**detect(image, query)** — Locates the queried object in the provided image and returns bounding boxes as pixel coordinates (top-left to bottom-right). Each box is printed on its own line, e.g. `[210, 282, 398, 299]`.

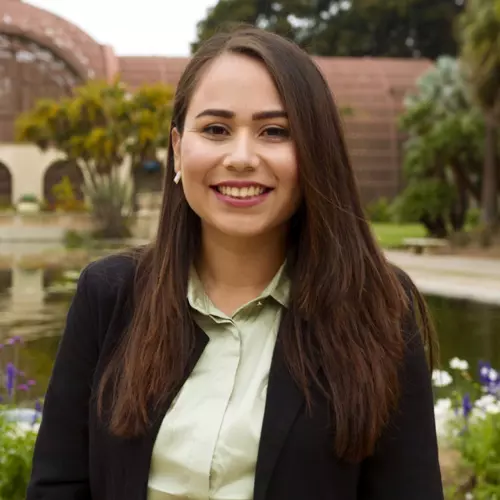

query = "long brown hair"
[98, 26, 437, 462]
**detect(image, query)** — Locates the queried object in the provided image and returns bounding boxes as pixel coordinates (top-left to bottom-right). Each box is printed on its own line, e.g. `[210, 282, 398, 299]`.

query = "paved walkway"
[386, 251, 500, 306]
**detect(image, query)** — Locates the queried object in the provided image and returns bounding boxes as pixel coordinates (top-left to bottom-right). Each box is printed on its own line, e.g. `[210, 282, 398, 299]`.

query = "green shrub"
[0, 413, 37, 500]
[435, 359, 500, 499]
[63, 229, 86, 249]
[365, 197, 392, 222]
[390, 180, 457, 224]
[466, 207, 481, 229]
[17, 194, 39, 204]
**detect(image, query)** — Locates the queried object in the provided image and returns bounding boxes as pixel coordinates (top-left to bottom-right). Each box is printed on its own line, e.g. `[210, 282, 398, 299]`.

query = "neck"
[196, 225, 287, 304]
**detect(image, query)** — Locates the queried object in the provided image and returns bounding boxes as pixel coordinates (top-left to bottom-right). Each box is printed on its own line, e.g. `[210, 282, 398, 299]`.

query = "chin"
[217, 225, 268, 239]
[207, 219, 272, 240]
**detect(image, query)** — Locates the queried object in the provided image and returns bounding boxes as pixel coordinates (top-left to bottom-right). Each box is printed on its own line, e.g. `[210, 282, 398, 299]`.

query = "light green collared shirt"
[148, 264, 290, 500]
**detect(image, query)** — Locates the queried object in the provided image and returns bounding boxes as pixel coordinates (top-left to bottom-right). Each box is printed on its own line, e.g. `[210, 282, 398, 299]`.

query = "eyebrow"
[195, 109, 288, 120]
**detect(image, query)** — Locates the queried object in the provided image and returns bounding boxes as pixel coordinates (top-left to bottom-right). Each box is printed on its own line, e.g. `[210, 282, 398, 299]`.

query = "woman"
[27, 27, 443, 500]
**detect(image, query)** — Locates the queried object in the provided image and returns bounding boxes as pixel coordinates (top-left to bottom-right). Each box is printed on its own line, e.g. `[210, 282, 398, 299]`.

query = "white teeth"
[217, 186, 266, 198]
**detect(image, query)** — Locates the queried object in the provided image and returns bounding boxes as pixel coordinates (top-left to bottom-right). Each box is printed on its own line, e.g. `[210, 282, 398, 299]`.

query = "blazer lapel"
[254, 312, 305, 500]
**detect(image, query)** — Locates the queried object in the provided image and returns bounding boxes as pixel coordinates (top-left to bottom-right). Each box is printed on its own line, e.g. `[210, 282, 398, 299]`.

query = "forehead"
[187, 53, 284, 116]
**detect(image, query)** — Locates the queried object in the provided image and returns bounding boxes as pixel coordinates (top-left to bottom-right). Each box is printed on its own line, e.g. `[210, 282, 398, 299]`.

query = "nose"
[223, 132, 258, 171]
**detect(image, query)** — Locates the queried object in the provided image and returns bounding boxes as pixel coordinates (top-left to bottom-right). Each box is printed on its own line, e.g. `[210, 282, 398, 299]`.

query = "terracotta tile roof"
[118, 55, 433, 201]
[0, 0, 111, 79]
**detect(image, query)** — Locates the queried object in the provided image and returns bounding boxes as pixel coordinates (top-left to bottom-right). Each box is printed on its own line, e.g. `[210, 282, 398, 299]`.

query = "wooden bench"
[402, 237, 448, 254]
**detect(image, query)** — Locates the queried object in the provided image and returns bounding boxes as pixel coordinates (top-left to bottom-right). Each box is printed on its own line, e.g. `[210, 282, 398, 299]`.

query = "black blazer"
[27, 254, 444, 500]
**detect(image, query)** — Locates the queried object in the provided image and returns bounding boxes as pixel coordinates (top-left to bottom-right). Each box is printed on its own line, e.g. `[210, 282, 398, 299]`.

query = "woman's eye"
[203, 125, 229, 136]
[262, 127, 290, 139]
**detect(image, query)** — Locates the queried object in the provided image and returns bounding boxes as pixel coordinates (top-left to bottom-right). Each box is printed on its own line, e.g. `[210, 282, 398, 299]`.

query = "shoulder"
[83, 251, 137, 289]
[389, 263, 414, 295]
[76, 250, 139, 315]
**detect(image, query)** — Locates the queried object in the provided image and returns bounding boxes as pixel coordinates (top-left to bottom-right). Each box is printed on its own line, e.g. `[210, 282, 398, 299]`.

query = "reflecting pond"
[1, 252, 500, 404]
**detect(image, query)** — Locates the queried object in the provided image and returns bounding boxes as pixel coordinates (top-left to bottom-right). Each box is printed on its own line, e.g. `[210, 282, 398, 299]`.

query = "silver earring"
[174, 171, 181, 184]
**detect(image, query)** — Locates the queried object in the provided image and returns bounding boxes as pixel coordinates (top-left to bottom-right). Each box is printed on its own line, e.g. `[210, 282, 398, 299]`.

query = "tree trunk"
[452, 162, 481, 203]
[481, 119, 498, 228]
[450, 166, 469, 232]
[420, 213, 448, 238]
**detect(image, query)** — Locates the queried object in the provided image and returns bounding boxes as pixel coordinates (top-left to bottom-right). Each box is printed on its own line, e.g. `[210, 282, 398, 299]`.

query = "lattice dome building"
[0, 0, 433, 209]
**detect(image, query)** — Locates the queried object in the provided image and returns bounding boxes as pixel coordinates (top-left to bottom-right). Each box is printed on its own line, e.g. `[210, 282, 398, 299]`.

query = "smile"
[211, 183, 273, 208]
[214, 185, 269, 199]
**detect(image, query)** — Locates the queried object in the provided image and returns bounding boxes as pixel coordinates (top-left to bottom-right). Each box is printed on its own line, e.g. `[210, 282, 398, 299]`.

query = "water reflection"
[1, 260, 499, 402]
[427, 295, 500, 370]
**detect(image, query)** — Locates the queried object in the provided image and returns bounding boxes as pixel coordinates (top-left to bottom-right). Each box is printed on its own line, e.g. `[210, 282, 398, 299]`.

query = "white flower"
[434, 398, 452, 413]
[449, 357, 469, 371]
[475, 394, 496, 409]
[469, 407, 485, 423]
[467, 394, 500, 422]
[434, 398, 454, 439]
[489, 369, 498, 382]
[432, 369, 453, 387]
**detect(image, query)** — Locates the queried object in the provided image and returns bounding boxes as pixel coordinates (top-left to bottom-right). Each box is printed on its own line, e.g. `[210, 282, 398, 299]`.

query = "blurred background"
[0, 0, 499, 497]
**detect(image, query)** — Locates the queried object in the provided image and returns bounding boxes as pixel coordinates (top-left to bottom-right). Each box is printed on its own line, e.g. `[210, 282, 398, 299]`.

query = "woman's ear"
[171, 127, 181, 173]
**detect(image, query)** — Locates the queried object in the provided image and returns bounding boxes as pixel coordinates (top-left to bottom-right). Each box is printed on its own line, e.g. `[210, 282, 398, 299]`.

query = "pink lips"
[213, 188, 271, 207]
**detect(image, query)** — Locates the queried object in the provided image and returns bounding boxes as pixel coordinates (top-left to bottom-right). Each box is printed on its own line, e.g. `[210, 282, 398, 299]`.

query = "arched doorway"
[133, 160, 164, 212]
[43, 160, 84, 209]
[0, 162, 12, 207]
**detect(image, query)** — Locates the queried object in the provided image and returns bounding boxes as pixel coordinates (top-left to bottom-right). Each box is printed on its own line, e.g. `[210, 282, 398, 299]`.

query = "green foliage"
[438, 362, 500, 499]
[466, 207, 482, 229]
[15, 79, 174, 174]
[63, 229, 87, 249]
[83, 173, 133, 239]
[15, 79, 174, 238]
[0, 414, 37, 500]
[51, 176, 87, 212]
[399, 57, 484, 236]
[460, 0, 500, 118]
[365, 197, 392, 222]
[192, 0, 463, 58]
[391, 179, 457, 224]
[459, 0, 500, 228]
[458, 414, 500, 498]
[17, 194, 39, 204]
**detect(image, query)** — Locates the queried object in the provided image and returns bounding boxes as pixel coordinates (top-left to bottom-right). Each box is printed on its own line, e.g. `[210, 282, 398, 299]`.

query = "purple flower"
[462, 394, 473, 419]
[27, 379, 36, 387]
[478, 361, 500, 395]
[479, 361, 492, 385]
[32, 399, 43, 424]
[17, 384, 29, 392]
[6, 362, 16, 396]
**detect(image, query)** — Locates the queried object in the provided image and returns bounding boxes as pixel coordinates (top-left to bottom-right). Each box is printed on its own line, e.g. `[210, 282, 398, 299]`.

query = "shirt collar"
[187, 262, 290, 316]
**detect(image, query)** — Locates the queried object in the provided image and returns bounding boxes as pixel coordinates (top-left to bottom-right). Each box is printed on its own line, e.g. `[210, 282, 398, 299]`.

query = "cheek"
[275, 149, 300, 192]
[180, 135, 216, 179]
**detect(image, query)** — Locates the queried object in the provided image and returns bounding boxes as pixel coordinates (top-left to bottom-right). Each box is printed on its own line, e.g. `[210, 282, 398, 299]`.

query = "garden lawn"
[371, 223, 427, 249]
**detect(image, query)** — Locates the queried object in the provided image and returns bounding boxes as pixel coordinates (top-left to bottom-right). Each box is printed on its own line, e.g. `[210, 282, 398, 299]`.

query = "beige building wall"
[0, 144, 135, 204]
